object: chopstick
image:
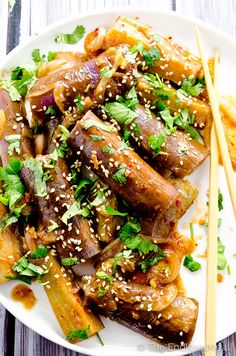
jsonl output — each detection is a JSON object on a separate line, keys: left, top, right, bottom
{"left": 195, "top": 25, "right": 236, "bottom": 219}
{"left": 204, "top": 49, "right": 219, "bottom": 356}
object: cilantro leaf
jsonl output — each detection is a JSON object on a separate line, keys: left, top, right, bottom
{"left": 45, "top": 106, "right": 57, "bottom": 116}
{"left": 61, "top": 201, "right": 90, "bottom": 225}
{"left": 55, "top": 25, "right": 86, "bottom": 44}
{"left": 217, "top": 237, "right": 227, "bottom": 270}
{"left": 90, "top": 135, "right": 104, "bottom": 142}
{"left": 148, "top": 132, "right": 166, "bottom": 154}
{"left": 179, "top": 75, "right": 203, "bottom": 97}
{"left": 48, "top": 220, "right": 59, "bottom": 233}
{"left": 31, "top": 244, "right": 48, "bottom": 259}
{"left": 104, "top": 102, "right": 138, "bottom": 126}
{"left": 5, "top": 134, "right": 21, "bottom": 156}
{"left": 96, "top": 271, "right": 113, "bottom": 283}
{"left": 183, "top": 255, "right": 201, "bottom": 272}
{"left": 0, "top": 213, "right": 18, "bottom": 231}
{"left": 112, "top": 164, "right": 127, "bottom": 184}
{"left": 104, "top": 206, "right": 127, "bottom": 217}
{"left": 90, "top": 190, "right": 107, "bottom": 207}
{"left": 99, "top": 66, "right": 112, "bottom": 78}
{"left": 61, "top": 256, "right": 79, "bottom": 267}
{"left": 75, "top": 94, "right": 85, "bottom": 111}
{"left": 142, "top": 47, "right": 160, "bottom": 67}
{"left": 218, "top": 191, "right": 223, "bottom": 211}
{"left": 139, "top": 255, "right": 165, "bottom": 273}
{"left": 66, "top": 325, "right": 90, "bottom": 341}
{"left": 25, "top": 158, "right": 47, "bottom": 197}
{"left": 102, "top": 146, "right": 116, "bottom": 155}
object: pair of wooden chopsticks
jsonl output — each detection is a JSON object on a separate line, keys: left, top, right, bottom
{"left": 195, "top": 26, "right": 236, "bottom": 356}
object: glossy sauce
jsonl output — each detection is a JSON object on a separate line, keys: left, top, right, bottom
{"left": 220, "top": 96, "right": 236, "bottom": 171}
{"left": 11, "top": 284, "right": 37, "bottom": 310}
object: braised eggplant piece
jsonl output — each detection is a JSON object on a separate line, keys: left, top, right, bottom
{"left": 26, "top": 47, "right": 127, "bottom": 124}
{"left": 121, "top": 104, "right": 208, "bottom": 177}
{"left": 95, "top": 296, "right": 198, "bottom": 347}
{"left": 96, "top": 195, "right": 120, "bottom": 243}
{"left": 21, "top": 156, "right": 101, "bottom": 260}
{"left": 68, "top": 111, "right": 179, "bottom": 216}
{"left": 84, "top": 16, "right": 203, "bottom": 84}
{"left": 141, "top": 178, "right": 198, "bottom": 238}
{"left": 136, "top": 77, "right": 212, "bottom": 136}
{"left": 0, "top": 89, "right": 34, "bottom": 165}
{"left": 0, "top": 199, "right": 22, "bottom": 284}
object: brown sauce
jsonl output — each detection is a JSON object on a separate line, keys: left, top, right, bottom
{"left": 11, "top": 284, "right": 37, "bottom": 310}
{"left": 220, "top": 96, "right": 236, "bottom": 171}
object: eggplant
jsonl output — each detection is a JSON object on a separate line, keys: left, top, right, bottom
{"left": 26, "top": 47, "right": 127, "bottom": 124}
{"left": 136, "top": 77, "right": 212, "bottom": 135}
{"left": 68, "top": 111, "right": 179, "bottom": 217}
{"left": 126, "top": 104, "right": 208, "bottom": 177}
{"left": 84, "top": 16, "right": 203, "bottom": 85}
{"left": 20, "top": 156, "right": 101, "bottom": 260}
{"left": 0, "top": 89, "right": 34, "bottom": 165}
{"left": 141, "top": 178, "right": 198, "bottom": 239}
{"left": 95, "top": 296, "right": 198, "bottom": 347}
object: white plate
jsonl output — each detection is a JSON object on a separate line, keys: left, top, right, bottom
{"left": 1, "top": 8, "right": 236, "bottom": 356}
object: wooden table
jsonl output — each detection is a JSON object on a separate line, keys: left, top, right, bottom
{"left": 0, "top": 0, "right": 236, "bottom": 355}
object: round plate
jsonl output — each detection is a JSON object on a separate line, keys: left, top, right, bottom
{"left": 0, "top": 8, "right": 236, "bottom": 356}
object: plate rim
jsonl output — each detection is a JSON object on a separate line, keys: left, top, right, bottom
{"left": 0, "top": 6, "right": 235, "bottom": 356}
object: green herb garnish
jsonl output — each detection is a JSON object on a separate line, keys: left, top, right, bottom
{"left": 183, "top": 255, "right": 201, "bottom": 272}
{"left": 55, "top": 25, "right": 86, "bottom": 44}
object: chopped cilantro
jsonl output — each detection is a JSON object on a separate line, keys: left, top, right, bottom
{"left": 0, "top": 213, "right": 18, "bottom": 231}
{"left": 183, "top": 255, "right": 201, "bottom": 272}
{"left": 45, "top": 106, "right": 57, "bottom": 116}
{"left": 112, "top": 164, "right": 127, "bottom": 184}
{"left": 217, "top": 237, "right": 227, "bottom": 270}
{"left": 123, "top": 129, "right": 131, "bottom": 141}
{"left": 112, "top": 250, "right": 132, "bottom": 274}
{"left": 102, "top": 146, "right": 116, "bottom": 155}
{"left": 31, "top": 244, "right": 48, "bottom": 259}
{"left": 55, "top": 25, "right": 86, "bottom": 44}
{"left": 148, "top": 132, "right": 166, "bottom": 155}
{"left": 179, "top": 75, "right": 203, "bottom": 97}
{"left": 61, "top": 256, "right": 79, "bottom": 267}
{"left": 184, "top": 126, "right": 202, "bottom": 140}
{"left": 139, "top": 255, "right": 165, "bottom": 273}
{"left": 25, "top": 158, "right": 47, "bottom": 197}
{"left": 143, "top": 73, "right": 163, "bottom": 89}
{"left": 47, "top": 51, "right": 57, "bottom": 61}
{"left": 61, "top": 201, "right": 90, "bottom": 225}
{"left": 218, "top": 191, "right": 223, "bottom": 211}
{"left": 104, "top": 102, "right": 138, "bottom": 126}
{"left": 5, "top": 134, "right": 21, "bottom": 156}
{"left": 133, "top": 123, "right": 141, "bottom": 136}
{"left": 75, "top": 94, "right": 85, "bottom": 111}
{"left": 190, "top": 223, "right": 194, "bottom": 239}
{"left": 90, "top": 190, "right": 107, "bottom": 207}
{"left": 96, "top": 271, "right": 113, "bottom": 283}
{"left": 104, "top": 206, "right": 127, "bottom": 217}
{"left": 66, "top": 325, "right": 90, "bottom": 341}
{"left": 99, "top": 66, "right": 112, "bottom": 78}
{"left": 0, "top": 158, "right": 25, "bottom": 210}
{"left": 32, "top": 48, "right": 45, "bottom": 63}
{"left": 142, "top": 46, "right": 160, "bottom": 67}
{"left": 48, "top": 220, "right": 59, "bottom": 233}
{"left": 90, "top": 135, "right": 104, "bottom": 142}
{"left": 98, "top": 287, "right": 109, "bottom": 297}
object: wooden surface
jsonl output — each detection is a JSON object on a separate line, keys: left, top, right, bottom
{"left": 0, "top": 0, "right": 236, "bottom": 355}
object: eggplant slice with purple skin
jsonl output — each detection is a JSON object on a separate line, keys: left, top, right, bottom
{"left": 21, "top": 156, "right": 101, "bottom": 260}
{"left": 126, "top": 104, "right": 209, "bottom": 178}
{"left": 68, "top": 110, "right": 179, "bottom": 217}
{"left": 94, "top": 296, "right": 198, "bottom": 347}
{"left": 26, "top": 47, "right": 128, "bottom": 126}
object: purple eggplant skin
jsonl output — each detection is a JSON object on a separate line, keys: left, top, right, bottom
{"left": 141, "top": 178, "right": 198, "bottom": 239}
{"left": 95, "top": 296, "right": 198, "bottom": 347}
{"left": 20, "top": 156, "right": 101, "bottom": 261}
{"left": 129, "top": 105, "right": 209, "bottom": 178}
{"left": 27, "top": 47, "right": 124, "bottom": 118}
{"left": 68, "top": 111, "right": 179, "bottom": 217}
{"left": 0, "top": 89, "right": 34, "bottom": 165}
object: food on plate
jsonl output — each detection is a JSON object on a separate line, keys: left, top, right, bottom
{"left": 3, "top": 15, "right": 233, "bottom": 348}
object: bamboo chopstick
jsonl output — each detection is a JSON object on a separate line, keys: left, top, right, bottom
{"left": 204, "top": 49, "right": 219, "bottom": 356}
{"left": 195, "top": 25, "right": 236, "bottom": 219}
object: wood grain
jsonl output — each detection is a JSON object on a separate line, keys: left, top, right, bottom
{"left": 0, "top": 0, "right": 236, "bottom": 355}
